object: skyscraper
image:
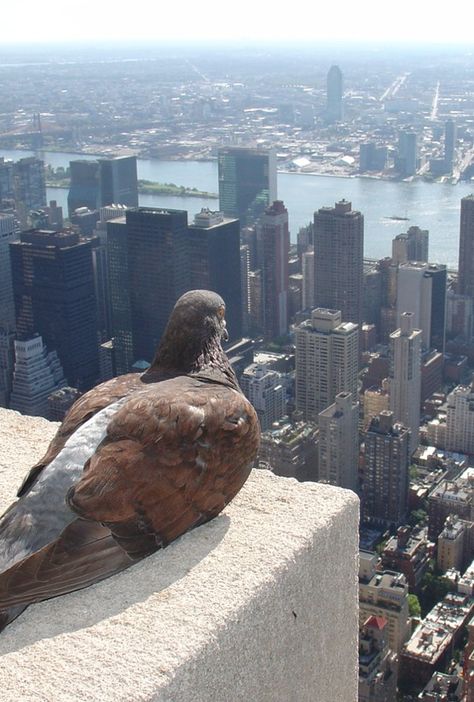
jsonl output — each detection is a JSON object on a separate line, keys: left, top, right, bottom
{"left": 445, "top": 119, "right": 457, "bottom": 172}
{"left": 458, "top": 194, "right": 474, "bottom": 299}
{"left": 10, "top": 229, "right": 99, "bottom": 390}
{"left": 314, "top": 200, "right": 364, "bottom": 325}
{"left": 126, "top": 207, "right": 188, "bottom": 363}
{"left": 363, "top": 410, "right": 410, "bottom": 527}
{"left": 392, "top": 225, "right": 429, "bottom": 264}
{"left": 240, "top": 363, "right": 286, "bottom": 431}
{"left": 0, "top": 325, "right": 15, "bottom": 408}
{"left": 187, "top": 209, "right": 242, "bottom": 341}
{"left": 256, "top": 200, "right": 289, "bottom": 340}
{"left": 218, "top": 147, "right": 277, "bottom": 226}
{"left": 396, "top": 262, "right": 447, "bottom": 352}
{"left": 0, "top": 213, "right": 17, "bottom": 328}
{"left": 68, "top": 156, "right": 138, "bottom": 216}
{"left": 318, "top": 391, "right": 359, "bottom": 491}
{"left": 107, "top": 216, "right": 133, "bottom": 375}
{"left": 295, "top": 308, "right": 359, "bottom": 422}
{"left": 389, "top": 312, "right": 422, "bottom": 453}
{"left": 326, "top": 65, "right": 343, "bottom": 123}
{"left": 9, "top": 335, "right": 66, "bottom": 418}
{"left": 13, "top": 157, "right": 47, "bottom": 213}
{"left": 397, "top": 130, "right": 418, "bottom": 177}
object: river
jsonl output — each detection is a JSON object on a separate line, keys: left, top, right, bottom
{"left": 2, "top": 148, "right": 473, "bottom": 268}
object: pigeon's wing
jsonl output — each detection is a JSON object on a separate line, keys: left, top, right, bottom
{"left": 68, "top": 380, "right": 259, "bottom": 557}
{"left": 0, "top": 380, "right": 258, "bottom": 610}
{"left": 17, "top": 373, "right": 143, "bottom": 497}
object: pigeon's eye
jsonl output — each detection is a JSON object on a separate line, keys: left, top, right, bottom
{"left": 217, "top": 306, "right": 225, "bottom": 320}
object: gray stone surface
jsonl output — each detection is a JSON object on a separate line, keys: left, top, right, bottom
{"left": 0, "top": 408, "right": 359, "bottom": 701}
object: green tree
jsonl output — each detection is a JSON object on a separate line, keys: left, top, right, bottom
{"left": 408, "top": 594, "right": 421, "bottom": 618}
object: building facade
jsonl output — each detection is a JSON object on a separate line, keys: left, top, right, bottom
{"left": 295, "top": 308, "right": 359, "bottom": 422}
{"left": 314, "top": 200, "right": 364, "bottom": 325}
{"left": 318, "top": 391, "right": 359, "bottom": 492}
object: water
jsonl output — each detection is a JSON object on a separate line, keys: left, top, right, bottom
{"left": 3, "top": 148, "right": 473, "bottom": 268}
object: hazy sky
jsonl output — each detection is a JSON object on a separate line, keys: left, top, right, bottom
{"left": 2, "top": 0, "right": 474, "bottom": 45}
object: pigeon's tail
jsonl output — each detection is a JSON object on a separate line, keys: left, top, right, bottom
{"left": 0, "top": 518, "right": 133, "bottom": 614}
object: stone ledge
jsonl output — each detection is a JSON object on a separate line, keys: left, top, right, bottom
{"left": 0, "top": 408, "right": 359, "bottom": 702}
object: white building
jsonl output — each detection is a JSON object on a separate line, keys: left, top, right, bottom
{"left": 389, "top": 312, "right": 422, "bottom": 453}
{"left": 318, "top": 391, "right": 359, "bottom": 492}
{"left": 446, "top": 384, "right": 474, "bottom": 455}
{"left": 396, "top": 262, "right": 446, "bottom": 352}
{"left": 240, "top": 363, "right": 286, "bottom": 431}
{"left": 295, "top": 308, "right": 358, "bottom": 423}
{"left": 9, "top": 335, "right": 66, "bottom": 417}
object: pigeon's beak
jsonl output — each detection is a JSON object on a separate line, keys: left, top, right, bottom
{"left": 221, "top": 319, "right": 229, "bottom": 342}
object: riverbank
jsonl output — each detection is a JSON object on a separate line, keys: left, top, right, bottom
{"left": 44, "top": 176, "right": 218, "bottom": 199}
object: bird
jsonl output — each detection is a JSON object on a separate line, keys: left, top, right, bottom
{"left": 0, "top": 289, "right": 260, "bottom": 631}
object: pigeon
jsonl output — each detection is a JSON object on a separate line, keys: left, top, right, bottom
{"left": 0, "top": 290, "right": 260, "bottom": 631}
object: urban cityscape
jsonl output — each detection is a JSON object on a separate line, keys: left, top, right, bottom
{"left": 1, "top": 39, "right": 474, "bottom": 700}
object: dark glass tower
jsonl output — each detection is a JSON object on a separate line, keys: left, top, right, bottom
{"left": 68, "top": 156, "right": 138, "bottom": 216}
{"left": 218, "top": 147, "right": 277, "bottom": 227}
{"left": 107, "top": 216, "right": 134, "bottom": 375}
{"left": 126, "top": 208, "right": 188, "bottom": 363}
{"left": 10, "top": 229, "right": 99, "bottom": 390}
{"left": 187, "top": 209, "right": 242, "bottom": 341}
{"left": 314, "top": 200, "right": 364, "bottom": 326}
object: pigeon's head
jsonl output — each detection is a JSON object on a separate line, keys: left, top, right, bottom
{"left": 171, "top": 289, "right": 229, "bottom": 344}
{"left": 150, "top": 290, "right": 231, "bottom": 374}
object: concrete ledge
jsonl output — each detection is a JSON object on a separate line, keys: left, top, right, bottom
{"left": 0, "top": 408, "right": 359, "bottom": 701}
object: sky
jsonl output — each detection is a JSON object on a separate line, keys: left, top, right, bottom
{"left": 2, "top": 0, "right": 474, "bottom": 46}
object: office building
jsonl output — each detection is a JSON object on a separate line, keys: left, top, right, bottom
{"left": 218, "top": 146, "right": 277, "bottom": 226}
{"left": 396, "top": 262, "right": 446, "bottom": 352}
{"left": 326, "top": 65, "right": 343, "bottom": 123}
{"left": 107, "top": 216, "right": 133, "bottom": 375}
{"left": 9, "top": 335, "right": 66, "bottom": 417}
{"left": 458, "top": 195, "right": 474, "bottom": 299}
{"left": 187, "top": 208, "right": 242, "bottom": 341}
{"left": 397, "top": 130, "right": 418, "bottom": 176}
{"left": 68, "top": 156, "right": 138, "bottom": 216}
{"left": 258, "top": 419, "right": 319, "bottom": 481}
{"left": 381, "top": 526, "right": 431, "bottom": 593}
{"left": 363, "top": 382, "right": 390, "bottom": 430}
{"left": 437, "top": 517, "right": 466, "bottom": 573}
{"left": 400, "top": 593, "right": 474, "bottom": 690}
{"left": 248, "top": 269, "right": 263, "bottom": 333}
{"left": 363, "top": 411, "right": 410, "bottom": 527}
{"left": 10, "top": 229, "right": 99, "bottom": 390}
{"left": 12, "top": 157, "right": 46, "bottom": 212}
{"left": 240, "top": 363, "right": 285, "bottom": 431}
{"left": 358, "top": 616, "right": 398, "bottom": 702}
{"left": 359, "top": 142, "right": 387, "bottom": 172}
{"left": 314, "top": 200, "right": 364, "bottom": 325}
{"left": 0, "top": 213, "right": 17, "bottom": 328}
{"left": 295, "top": 308, "right": 358, "bottom": 422}
{"left": 444, "top": 119, "right": 457, "bottom": 172}
{"left": 359, "top": 550, "right": 411, "bottom": 653}
{"left": 302, "top": 249, "right": 315, "bottom": 310}
{"left": 427, "top": 467, "right": 474, "bottom": 541}
{"left": 446, "top": 384, "right": 474, "bottom": 455}
{"left": 318, "top": 391, "right": 359, "bottom": 492}
{"left": 256, "top": 200, "right": 289, "bottom": 340}
{"left": 0, "top": 158, "right": 15, "bottom": 202}
{"left": 0, "top": 325, "right": 15, "bottom": 408}
{"left": 240, "top": 245, "right": 250, "bottom": 334}
{"left": 48, "top": 386, "right": 81, "bottom": 421}
{"left": 126, "top": 207, "right": 188, "bottom": 363}
{"left": 446, "top": 291, "right": 473, "bottom": 340}
{"left": 389, "top": 313, "right": 422, "bottom": 452}
{"left": 392, "top": 226, "right": 429, "bottom": 264}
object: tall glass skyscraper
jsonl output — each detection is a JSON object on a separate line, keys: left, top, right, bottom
{"left": 10, "top": 229, "right": 99, "bottom": 390}
{"left": 68, "top": 156, "right": 138, "bottom": 216}
{"left": 218, "top": 147, "right": 277, "bottom": 227}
